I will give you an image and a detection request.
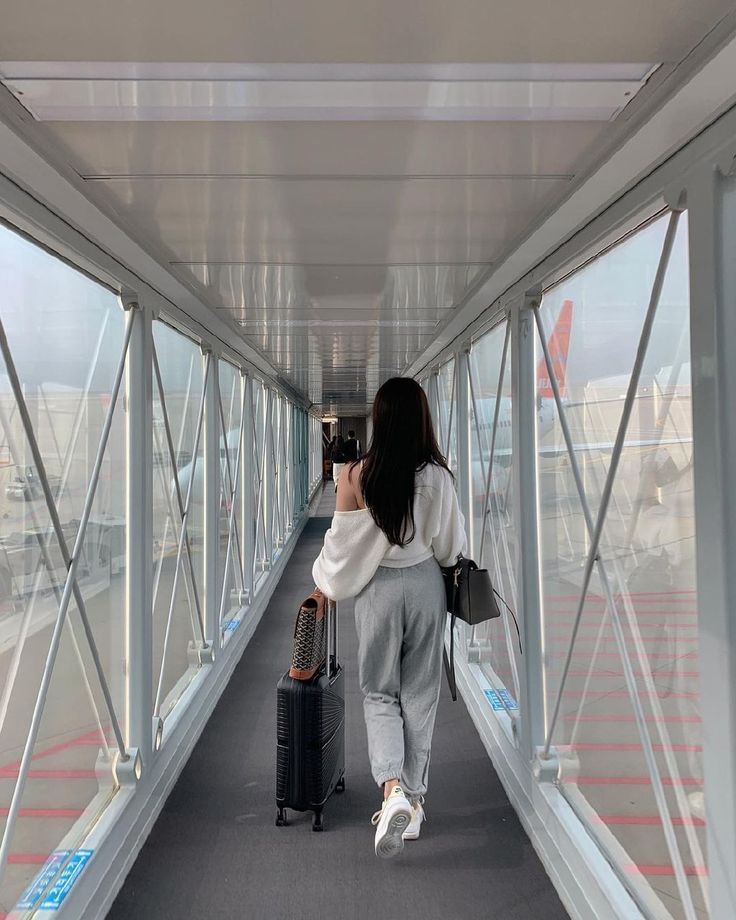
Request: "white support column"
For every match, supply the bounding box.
[455,347,472,544]
[686,156,736,919]
[203,347,219,654]
[125,295,153,765]
[264,388,275,567]
[513,296,546,766]
[242,372,254,603]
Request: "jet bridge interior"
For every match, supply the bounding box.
[0,3,735,919]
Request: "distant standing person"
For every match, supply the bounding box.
[343,429,361,462]
[331,435,347,492]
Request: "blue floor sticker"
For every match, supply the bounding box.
[484,689,518,711]
[17,849,93,912]
[17,852,68,911]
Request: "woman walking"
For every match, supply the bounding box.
[312,377,466,858]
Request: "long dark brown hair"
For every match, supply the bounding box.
[351,377,451,546]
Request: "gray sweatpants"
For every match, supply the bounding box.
[354,556,446,799]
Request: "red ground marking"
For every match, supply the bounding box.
[576,776,702,786]
[561,691,699,700]
[8,854,48,864]
[0,728,108,773]
[546,591,696,601]
[548,625,700,632]
[565,714,701,723]
[32,732,104,761]
[548,635,697,645]
[571,743,702,753]
[564,669,699,678]
[0,769,96,779]
[630,864,708,877]
[547,610,698,618]
[549,650,698,660]
[600,815,705,827]
[0,808,83,818]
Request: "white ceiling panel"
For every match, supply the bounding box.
[40,121,607,179]
[1,0,733,414]
[0,0,730,63]
[90,175,568,265]
[180,263,485,312]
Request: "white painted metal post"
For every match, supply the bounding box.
[125,296,154,764]
[242,372,254,603]
[264,388,275,567]
[513,297,546,763]
[203,347,219,654]
[686,157,736,919]
[455,348,472,540]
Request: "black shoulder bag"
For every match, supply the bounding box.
[440,556,501,701]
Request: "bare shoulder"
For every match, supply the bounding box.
[347,460,367,508]
[336,462,365,511]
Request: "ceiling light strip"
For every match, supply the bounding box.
[83,172,574,181]
[4,78,643,122]
[0,62,655,81]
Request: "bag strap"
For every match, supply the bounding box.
[442,612,458,702]
[441,558,463,702]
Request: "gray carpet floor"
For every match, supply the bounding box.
[109,491,569,920]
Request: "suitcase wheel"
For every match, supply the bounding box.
[312,811,323,832]
[335,776,345,794]
[276,807,288,827]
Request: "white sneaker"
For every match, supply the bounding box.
[403,798,425,840]
[371,786,412,858]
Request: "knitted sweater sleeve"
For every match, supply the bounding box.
[312,509,390,601]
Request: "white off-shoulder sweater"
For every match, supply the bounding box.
[312,462,467,601]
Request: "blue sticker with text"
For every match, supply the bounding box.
[17,849,93,911]
[484,689,518,711]
[223,618,241,633]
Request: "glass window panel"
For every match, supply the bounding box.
[0,222,126,909]
[539,213,705,919]
[218,360,244,641]
[437,359,457,476]
[468,321,520,712]
[252,382,269,591]
[151,322,205,723]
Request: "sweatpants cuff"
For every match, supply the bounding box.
[374,769,403,787]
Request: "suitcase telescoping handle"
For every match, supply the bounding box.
[326,598,338,677]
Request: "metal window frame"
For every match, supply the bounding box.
[0,166,317,920]
[531,212,708,919]
[417,100,736,920]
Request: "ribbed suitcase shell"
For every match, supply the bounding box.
[275,666,345,829]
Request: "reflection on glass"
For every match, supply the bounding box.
[218,360,245,642]
[537,214,705,920]
[0,223,126,910]
[151,323,205,722]
[437,359,457,476]
[468,322,520,712]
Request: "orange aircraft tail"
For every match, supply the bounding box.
[536,299,573,399]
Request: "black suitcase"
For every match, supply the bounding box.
[276,599,345,831]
